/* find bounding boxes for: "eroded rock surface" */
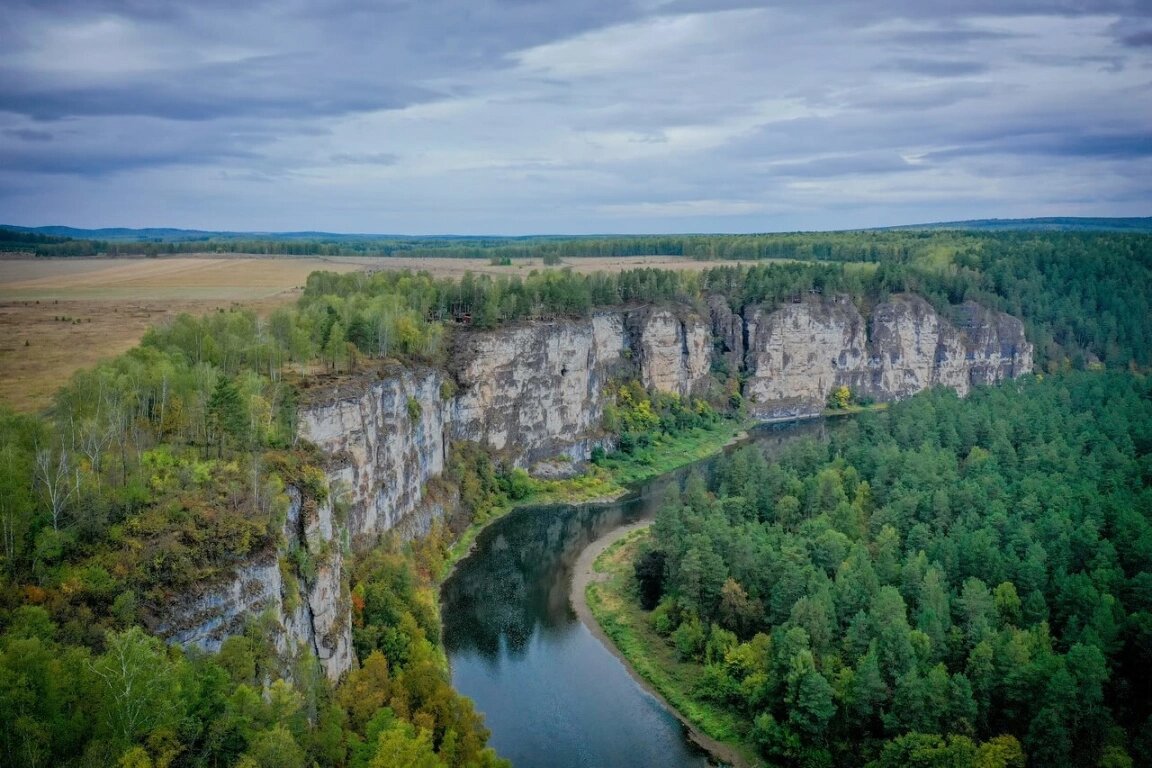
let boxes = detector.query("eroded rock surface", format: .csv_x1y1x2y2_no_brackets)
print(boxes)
160,295,1030,681
744,294,1032,418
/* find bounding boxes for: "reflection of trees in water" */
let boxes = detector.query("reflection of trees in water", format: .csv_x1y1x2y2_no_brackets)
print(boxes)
442,502,635,658
441,418,835,660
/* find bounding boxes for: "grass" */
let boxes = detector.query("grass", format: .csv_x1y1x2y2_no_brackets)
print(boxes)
441,417,754,578
587,530,761,765
823,401,889,417
0,257,368,412
595,417,753,487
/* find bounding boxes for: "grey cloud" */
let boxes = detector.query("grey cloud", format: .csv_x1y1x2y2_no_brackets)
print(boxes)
925,132,1152,161
0,143,256,176
0,0,642,123
330,152,401,165
2,128,54,142
1121,30,1152,46
884,58,990,77
1,0,1150,230
0,63,443,122
879,27,1026,46
661,0,1152,20
1018,52,1126,70
851,82,1008,110
768,153,918,178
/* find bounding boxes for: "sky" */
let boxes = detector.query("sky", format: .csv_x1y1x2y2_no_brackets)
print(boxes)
0,0,1150,234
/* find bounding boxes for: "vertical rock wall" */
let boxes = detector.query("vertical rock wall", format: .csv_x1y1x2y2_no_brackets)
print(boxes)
743,293,1032,418
152,486,353,681
160,294,1030,682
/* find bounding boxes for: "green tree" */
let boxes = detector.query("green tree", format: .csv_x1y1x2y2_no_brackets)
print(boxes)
208,375,247,456
243,725,307,768
88,627,180,747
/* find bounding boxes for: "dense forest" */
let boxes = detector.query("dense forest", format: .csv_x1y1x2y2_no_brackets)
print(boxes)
0,367,511,765
634,372,1152,766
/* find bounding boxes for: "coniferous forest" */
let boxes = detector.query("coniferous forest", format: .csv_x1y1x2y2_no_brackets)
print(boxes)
0,230,1149,767
635,372,1152,767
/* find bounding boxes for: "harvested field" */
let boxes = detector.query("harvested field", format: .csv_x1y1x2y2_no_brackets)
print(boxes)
0,257,365,412
0,254,750,412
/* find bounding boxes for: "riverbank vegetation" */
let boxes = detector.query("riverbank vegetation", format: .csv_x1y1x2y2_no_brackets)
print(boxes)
611,371,1151,767
442,384,742,577
588,529,761,764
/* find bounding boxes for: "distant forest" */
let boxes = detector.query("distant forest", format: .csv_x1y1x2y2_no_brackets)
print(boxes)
296,229,1152,371
2,222,1151,259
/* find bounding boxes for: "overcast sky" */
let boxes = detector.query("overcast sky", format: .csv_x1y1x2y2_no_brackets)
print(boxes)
0,0,1150,234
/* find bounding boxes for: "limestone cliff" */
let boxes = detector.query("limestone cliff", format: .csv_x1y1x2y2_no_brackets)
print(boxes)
157,306,714,679
744,293,1032,418
153,486,353,681
160,294,1030,682
298,367,449,544
625,309,712,399
297,307,714,553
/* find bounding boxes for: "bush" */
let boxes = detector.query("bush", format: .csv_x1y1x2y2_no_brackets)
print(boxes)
502,468,533,500
405,396,422,422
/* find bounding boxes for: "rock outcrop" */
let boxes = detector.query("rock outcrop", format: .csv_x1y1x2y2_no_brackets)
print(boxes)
744,293,1032,418
449,314,629,466
626,309,712,398
160,293,1030,681
298,307,714,552
153,486,353,681
298,367,449,542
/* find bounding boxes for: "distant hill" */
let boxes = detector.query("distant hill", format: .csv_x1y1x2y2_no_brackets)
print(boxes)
0,225,591,243
4,217,1151,241
882,216,1152,233
0,225,403,242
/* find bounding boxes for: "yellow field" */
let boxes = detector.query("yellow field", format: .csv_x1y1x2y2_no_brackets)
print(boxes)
0,257,370,412
0,254,751,413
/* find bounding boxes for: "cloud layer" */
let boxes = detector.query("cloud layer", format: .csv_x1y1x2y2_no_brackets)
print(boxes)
0,0,1149,232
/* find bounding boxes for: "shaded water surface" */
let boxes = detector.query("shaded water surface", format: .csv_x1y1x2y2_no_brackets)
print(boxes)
441,420,835,768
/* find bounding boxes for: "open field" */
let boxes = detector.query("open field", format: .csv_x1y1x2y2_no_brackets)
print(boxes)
0,254,756,412
0,257,368,412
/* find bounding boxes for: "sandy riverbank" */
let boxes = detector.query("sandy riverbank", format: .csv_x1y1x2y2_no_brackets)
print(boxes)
570,521,751,768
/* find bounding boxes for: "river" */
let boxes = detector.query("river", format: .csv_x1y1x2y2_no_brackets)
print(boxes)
441,419,837,768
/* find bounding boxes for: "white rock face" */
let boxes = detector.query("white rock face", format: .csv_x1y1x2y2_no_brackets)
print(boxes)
297,308,715,550
155,486,353,681
449,313,628,463
299,368,448,542
633,309,712,398
744,294,1032,418
744,298,868,417
162,296,1030,682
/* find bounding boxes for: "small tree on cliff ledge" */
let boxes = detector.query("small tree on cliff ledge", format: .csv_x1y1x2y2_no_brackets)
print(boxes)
828,385,853,410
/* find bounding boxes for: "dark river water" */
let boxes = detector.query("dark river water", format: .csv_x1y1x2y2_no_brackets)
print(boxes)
441,420,835,768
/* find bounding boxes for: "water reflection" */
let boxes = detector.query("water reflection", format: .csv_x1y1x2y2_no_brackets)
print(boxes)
441,420,831,768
